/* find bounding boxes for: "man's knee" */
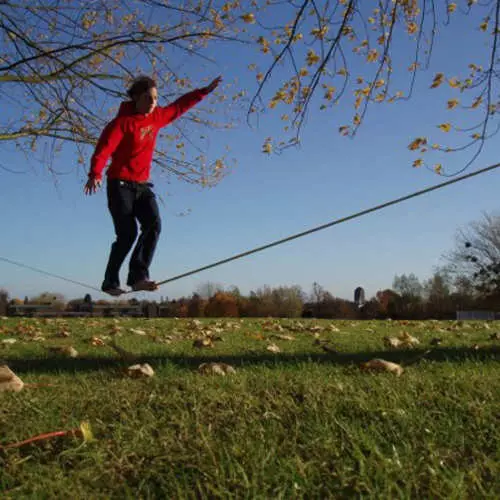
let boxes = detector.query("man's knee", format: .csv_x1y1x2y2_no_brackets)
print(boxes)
116,220,138,245
144,215,161,236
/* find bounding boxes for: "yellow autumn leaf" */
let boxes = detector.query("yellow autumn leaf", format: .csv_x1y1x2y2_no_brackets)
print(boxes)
407,21,418,34
306,49,320,66
375,79,385,88
311,26,329,39
448,3,457,14
241,13,256,24
413,158,423,168
366,49,378,63
447,99,459,109
79,421,95,443
471,133,481,140
448,77,461,88
438,123,452,132
353,114,361,126
324,86,335,100
354,96,363,109
408,137,427,150
339,126,350,136
360,359,403,376
262,141,272,154
480,18,489,32
434,164,443,175
430,73,445,88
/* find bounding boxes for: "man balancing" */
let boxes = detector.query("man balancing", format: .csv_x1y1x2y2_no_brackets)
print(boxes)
84,75,221,296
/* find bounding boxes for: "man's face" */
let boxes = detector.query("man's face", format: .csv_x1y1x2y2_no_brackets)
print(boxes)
135,87,158,115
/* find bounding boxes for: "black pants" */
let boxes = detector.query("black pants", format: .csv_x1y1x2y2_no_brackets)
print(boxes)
103,179,161,289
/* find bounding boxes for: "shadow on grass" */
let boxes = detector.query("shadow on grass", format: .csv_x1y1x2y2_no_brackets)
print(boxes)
4,346,499,375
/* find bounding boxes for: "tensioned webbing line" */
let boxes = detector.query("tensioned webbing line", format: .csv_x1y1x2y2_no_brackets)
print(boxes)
0,256,102,292
152,162,500,288
1,161,499,294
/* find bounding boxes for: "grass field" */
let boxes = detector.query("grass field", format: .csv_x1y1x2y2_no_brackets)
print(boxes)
1,316,499,499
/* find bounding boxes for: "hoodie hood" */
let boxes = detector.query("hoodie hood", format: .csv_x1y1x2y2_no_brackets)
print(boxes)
116,101,136,117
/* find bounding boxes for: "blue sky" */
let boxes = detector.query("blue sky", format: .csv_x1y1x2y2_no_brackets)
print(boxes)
1,3,499,303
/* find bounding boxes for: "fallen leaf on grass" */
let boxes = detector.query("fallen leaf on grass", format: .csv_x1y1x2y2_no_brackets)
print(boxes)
130,328,147,336
308,325,324,334
266,343,281,353
398,331,420,346
360,359,404,376
383,336,403,348
57,330,71,338
127,363,155,378
90,336,105,346
1,338,17,345
193,337,214,349
0,365,24,392
189,319,203,329
198,362,236,376
0,421,94,449
489,332,500,340
430,337,442,346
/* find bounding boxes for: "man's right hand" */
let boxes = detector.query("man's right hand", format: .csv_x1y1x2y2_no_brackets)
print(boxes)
84,177,102,195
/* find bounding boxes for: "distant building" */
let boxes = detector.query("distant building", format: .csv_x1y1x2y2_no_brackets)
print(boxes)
354,286,365,308
456,310,498,320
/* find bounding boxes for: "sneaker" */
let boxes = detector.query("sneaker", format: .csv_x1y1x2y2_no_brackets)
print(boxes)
131,279,159,292
102,286,126,296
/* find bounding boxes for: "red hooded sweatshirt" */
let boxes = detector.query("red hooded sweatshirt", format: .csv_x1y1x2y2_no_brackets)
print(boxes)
89,88,210,182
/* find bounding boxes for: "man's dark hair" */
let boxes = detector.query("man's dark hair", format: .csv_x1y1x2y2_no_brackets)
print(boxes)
127,76,157,99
